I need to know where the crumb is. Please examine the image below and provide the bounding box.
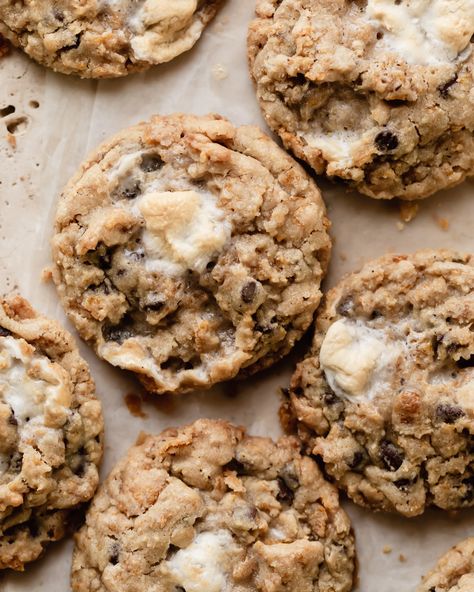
[211,63,228,80]
[41,267,53,282]
[339,252,348,262]
[433,214,449,231]
[399,554,407,563]
[382,545,392,554]
[0,34,10,58]
[124,393,148,419]
[399,201,419,223]
[6,133,16,149]
[396,221,405,231]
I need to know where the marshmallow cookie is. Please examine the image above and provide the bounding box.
[71,419,355,592]
[51,113,331,395]
[248,0,474,200]
[418,538,474,592]
[283,251,474,517]
[0,0,222,78]
[0,296,103,570]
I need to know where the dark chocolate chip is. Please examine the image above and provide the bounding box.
[26,519,40,538]
[0,326,12,337]
[8,412,17,426]
[109,542,120,565]
[336,297,354,316]
[323,388,340,406]
[438,74,458,98]
[277,477,295,504]
[436,403,465,424]
[101,316,135,344]
[394,478,411,491]
[375,130,399,151]
[456,355,474,369]
[380,440,404,471]
[140,153,164,173]
[383,99,408,108]
[224,458,246,475]
[120,181,141,200]
[241,281,257,304]
[349,451,365,470]
[205,261,216,271]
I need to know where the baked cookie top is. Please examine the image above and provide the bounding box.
[71,418,355,592]
[418,538,474,592]
[248,0,474,200]
[284,250,474,517]
[0,296,103,570]
[0,0,221,78]
[52,113,331,395]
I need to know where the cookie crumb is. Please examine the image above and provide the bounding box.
[382,545,392,554]
[433,214,449,231]
[41,267,53,282]
[399,201,419,223]
[124,393,148,419]
[212,63,228,80]
[399,553,407,562]
[396,221,405,231]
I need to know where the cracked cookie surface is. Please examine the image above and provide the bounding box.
[284,250,474,517]
[71,418,355,592]
[248,0,474,200]
[0,295,103,570]
[0,0,222,78]
[418,538,474,592]
[51,113,331,395]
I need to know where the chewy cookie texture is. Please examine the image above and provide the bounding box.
[71,419,355,592]
[0,0,222,78]
[52,113,331,395]
[0,296,103,570]
[248,0,474,200]
[418,538,474,592]
[284,251,474,517]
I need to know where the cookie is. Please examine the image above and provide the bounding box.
[71,418,355,592]
[284,250,474,517]
[0,295,103,570]
[248,0,474,200]
[418,538,474,592]
[0,0,222,78]
[51,113,331,395]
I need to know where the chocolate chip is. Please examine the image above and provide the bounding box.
[375,130,399,151]
[436,403,465,424]
[241,281,257,304]
[336,296,354,316]
[205,261,216,271]
[383,99,408,108]
[8,412,17,426]
[224,458,246,475]
[380,440,404,471]
[349,451,365,470]
[101,316,135,344]
[119,180,141,200]
[394,478,411,491]
[140,153,164,173]
[109,542,120,565]
[277,477,295,504]
[438,74,458,98]
[323,388,340,406]
[26,519,40,538]
[456,355,474,369]
[0,326,12,337]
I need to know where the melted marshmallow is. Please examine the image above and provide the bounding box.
[367,0,474,65]
[138,189,231,275]
[166,530,237,592]
[320,319,403,401]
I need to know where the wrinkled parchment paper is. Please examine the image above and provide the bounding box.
[1,2,474,590]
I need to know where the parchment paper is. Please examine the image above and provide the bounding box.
[1,2,474,590]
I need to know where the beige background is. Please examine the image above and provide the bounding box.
[1,1,474,590]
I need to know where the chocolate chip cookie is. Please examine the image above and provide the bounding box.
[0,0,222,78]
[71,418,355,592]
[248,0,474,200]
[51,113,331,395]
[0,295,103,570]
[418,538,474,592]
[283,250,474,517]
